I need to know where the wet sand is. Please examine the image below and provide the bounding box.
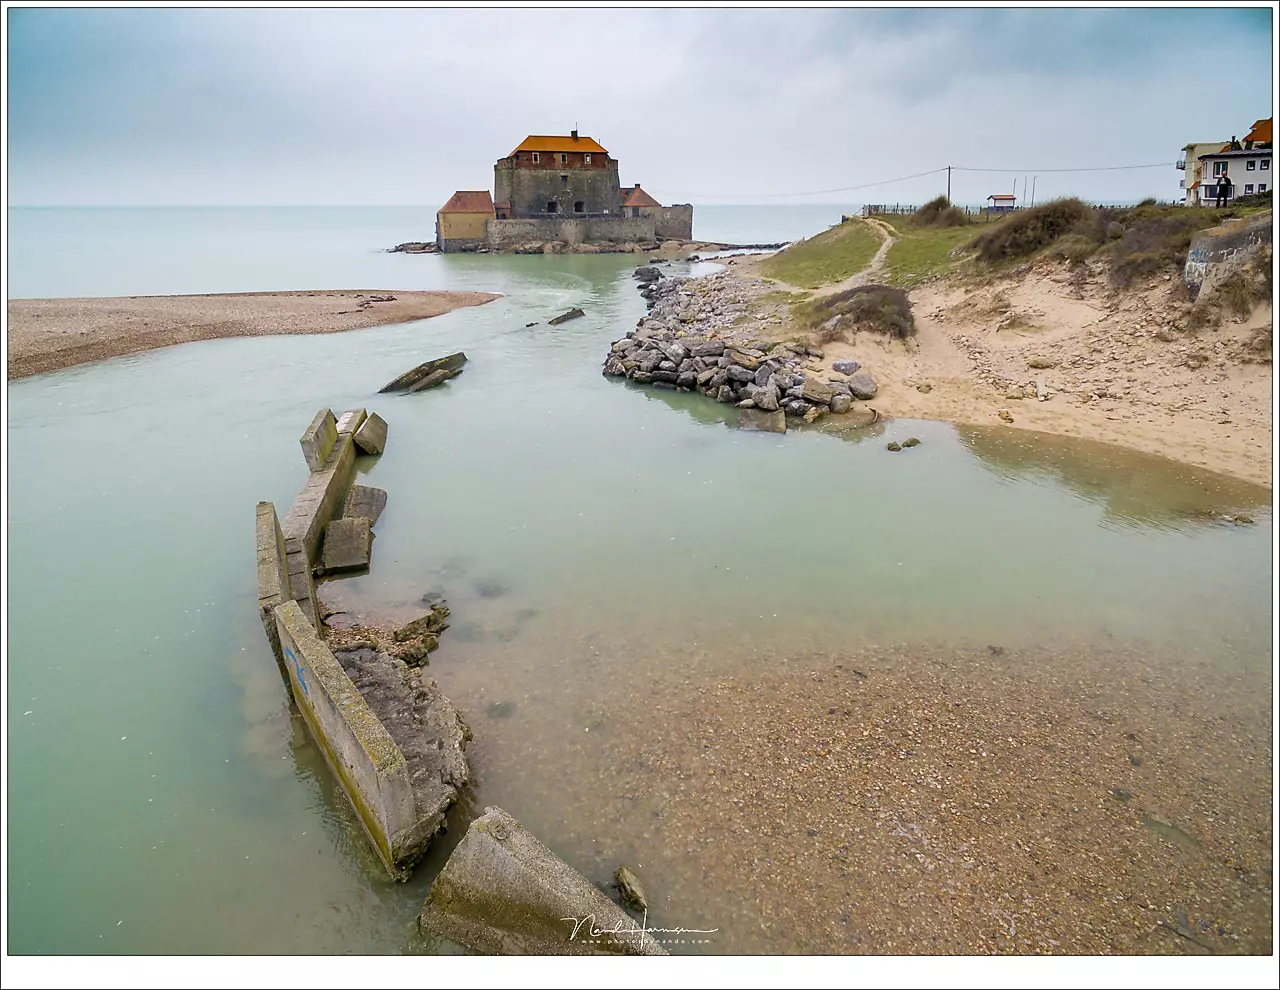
[5,289,500,380]
[447,633,1273,955]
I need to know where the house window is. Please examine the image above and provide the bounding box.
[632,207,641,218]
[1261,183,1268,192]
[1213,161,1230,176]
[584,154,592,164]
[1247,159,1257,170]
[574,201,584,214]
[546,201,558,214]
[559,153,568,164]
[560,174,568,187]
[1262,159,1271,170]
[1245,184,1254,194]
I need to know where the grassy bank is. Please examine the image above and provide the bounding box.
[881,217,980,286]
[759,218,881,288]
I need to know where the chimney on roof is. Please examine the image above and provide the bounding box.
[571,129,578,140]
[635,183,641,189]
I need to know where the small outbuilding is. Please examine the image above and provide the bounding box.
[436,190,496,253]
[986,193,1017,214]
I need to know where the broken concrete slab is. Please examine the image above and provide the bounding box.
[322,516,372,573]
[353,412,388,455]
[379,353,467,393]
[300,408,338,473]
[418,807,667,955]
[405,367,463,393]
[548,308,585,326]
[335,408,368,436]
[343,484,387,526]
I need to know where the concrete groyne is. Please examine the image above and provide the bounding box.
[256,407,470,880]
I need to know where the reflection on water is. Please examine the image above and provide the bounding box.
[5,215,1274,955]
[959,425,1272,532]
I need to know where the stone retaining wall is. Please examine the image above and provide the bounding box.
[486,215,656,246]
[1184,211,1273,301]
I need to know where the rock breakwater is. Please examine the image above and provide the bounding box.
[603,271,878,428]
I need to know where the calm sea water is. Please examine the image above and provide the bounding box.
[5,206,1273,954]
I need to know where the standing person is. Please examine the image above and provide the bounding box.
[1215,170,1232,208]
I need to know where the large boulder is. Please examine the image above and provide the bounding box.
[418,807,666,955]
[800,376,834,405]
[847,373,879,400]
[832,359,861,375]
[379,353,467,394]
[738,407,786,434]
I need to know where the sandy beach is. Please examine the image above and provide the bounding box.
[717,253,1274,488]
[5,289,500,380]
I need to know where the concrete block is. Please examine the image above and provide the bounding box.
[300,408,338,473]
[419,807,667,955]
[322,517,372,573]
[281,431,357,562]
[335,408,367,436]
[344,484,388,526]
[378,353,467,393]
[353,413,388,455]
[404,368,462,393]
[274,601,418,879]
[255,502,290,677]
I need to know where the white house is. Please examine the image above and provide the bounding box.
[1194,117,1272,205]
[986,193,1016,214]
[1178,141,1227,206]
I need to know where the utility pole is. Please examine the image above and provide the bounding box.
[947,165,952,204]
[1031,176,1037,207]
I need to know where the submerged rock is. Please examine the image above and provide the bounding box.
[738,407,786,434]
[614,866,649,913]
[418,807,666,955]
[887,441,902,452]
[902,437,922,448]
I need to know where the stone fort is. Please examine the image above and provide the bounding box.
[436,131,693,253]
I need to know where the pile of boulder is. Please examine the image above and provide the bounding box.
[603,271,879,430]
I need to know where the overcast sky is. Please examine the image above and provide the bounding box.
[6,6,1274,206]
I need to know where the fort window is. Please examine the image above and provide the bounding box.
[574,201,584,214]
[546,201,558,214]
[532,152,540,164]
[561,174,569,187]
[559,153,568,164]
[584,154,592,164]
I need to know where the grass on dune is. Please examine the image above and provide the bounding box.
[759,219,881,289]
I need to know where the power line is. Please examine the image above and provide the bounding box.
[653,160,1178,202]
[653,166,948,202]
[953,162,1175,173]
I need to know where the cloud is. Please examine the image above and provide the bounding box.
[5,7,1273,205]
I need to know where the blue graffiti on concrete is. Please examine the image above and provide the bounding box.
[284,645,309,695]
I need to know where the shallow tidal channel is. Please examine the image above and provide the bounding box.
[6,251,1273,954]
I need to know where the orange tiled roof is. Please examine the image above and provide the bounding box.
[1244,118,1272,145]
[439,190,494,214]
[510,134,608,156]
[622,184,662,208]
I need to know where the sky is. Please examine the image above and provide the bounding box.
[4,5,1275,207]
